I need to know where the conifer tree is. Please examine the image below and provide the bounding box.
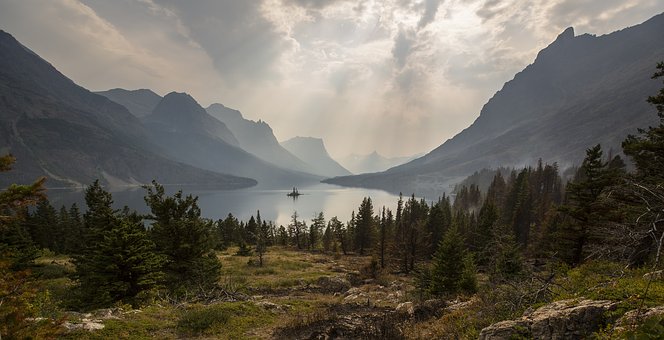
[354,197,374,255]
[429,226,466,296]
[144,181,221,292]
[0,155,59,338]
[310,212,325,250]
[73,182,165,307]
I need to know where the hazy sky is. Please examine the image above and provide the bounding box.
[1,1,662,158]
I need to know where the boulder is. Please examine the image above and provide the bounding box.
[316,275,351,293]
[614,305,664,332]
[479,299,617,340]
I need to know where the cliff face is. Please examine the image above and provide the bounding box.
[325,14,664,197]
[0,30,255,189]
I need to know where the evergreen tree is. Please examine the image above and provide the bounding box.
[329,217,347,255]
[558,145,624,265]
[354,197,374,255]
[310,212,325,251]
[73,182,165,308]
[144,181,221,292]
[255,219,270,266]
[429,226,466,296]
[289,211,304,249]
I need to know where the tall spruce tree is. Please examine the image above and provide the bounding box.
[354,197,374,255]
[144,181,221,292]
[73,181,165,308]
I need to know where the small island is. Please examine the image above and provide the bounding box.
[286,187,301,197]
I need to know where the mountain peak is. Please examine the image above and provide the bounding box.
[556,27,575,42]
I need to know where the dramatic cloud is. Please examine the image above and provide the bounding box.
[0,0,662,158]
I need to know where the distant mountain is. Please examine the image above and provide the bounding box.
[0,30,255,189]
[325,13,664,197]
[96,88,162,118]
[146,92,239,147]
[143,93,321,187]
[206,103,314,174]
[281,137,351,178]
[339,151,419,174]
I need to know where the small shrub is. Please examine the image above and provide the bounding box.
[177,305,230,336]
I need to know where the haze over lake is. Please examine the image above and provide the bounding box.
[47,184,415,227]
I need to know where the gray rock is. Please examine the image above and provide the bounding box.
[316,275,351,293]
[479,299,617,340]
[614,305,664,332]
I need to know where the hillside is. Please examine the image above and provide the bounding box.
[206,103,314,174]
[96,88,162,118]
[325,14,664,197]
[143,93,321,187]
[0,30,255,189]
[281,136,351,178]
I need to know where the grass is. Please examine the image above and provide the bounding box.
[218,246,338,290]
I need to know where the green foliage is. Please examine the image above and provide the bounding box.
[624,315,664,339]
[176,302,271,338]
[354,197,374,255]
[0,155,61,338]
[144,181,221,292]
[428,226,466,296]
[73,183,165,309]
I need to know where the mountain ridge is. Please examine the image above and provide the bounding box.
[324,13,664,197]
[0,30,256,189]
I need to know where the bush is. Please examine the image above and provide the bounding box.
[177,305,230,336]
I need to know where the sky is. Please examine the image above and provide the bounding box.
[0,1,662,158]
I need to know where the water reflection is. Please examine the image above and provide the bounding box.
[47,183,407,227]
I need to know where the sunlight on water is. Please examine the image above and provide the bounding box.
[47,183,415,227]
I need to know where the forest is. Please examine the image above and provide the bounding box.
[1,63,664,338]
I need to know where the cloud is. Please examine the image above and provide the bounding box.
[392,27,417,68]
[418,0,442,29]
[1,0,662,158]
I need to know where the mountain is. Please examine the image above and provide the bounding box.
[146,93,239,146]
[0,30,255,189]
[325,13,664,197]
[206,103,314,174]
[143,93,321,187]
[96,88,162,118]
[339,151,419,174]
[281,137,351,178]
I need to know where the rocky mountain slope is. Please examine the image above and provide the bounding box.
[96,88,162,118]
[143,93,321,187]
[281,137,351,178]
[206,103,314,174]
[0,30,255,189]
[325,13,664,197]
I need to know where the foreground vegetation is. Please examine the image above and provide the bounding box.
[1,63,664,338]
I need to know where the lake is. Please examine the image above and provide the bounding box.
[47,183,411,227]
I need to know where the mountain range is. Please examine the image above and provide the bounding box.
[325,13,664,197]
[281,137,351,178]
[0,30,255,189]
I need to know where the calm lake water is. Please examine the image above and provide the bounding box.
[47,183,409,227]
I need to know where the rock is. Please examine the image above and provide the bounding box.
[316,275,351,293]
[63,319,105,331]
[643,270,664,281]
[479,299,617,340]
[614,305,664,332]
[480,319,531,340]
[396,302,414,315]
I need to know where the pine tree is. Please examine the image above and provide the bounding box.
[310,212,325,251]
[73,182,165,308]
[144,181,221,292]
[429,226,466,296]
[354,197,374,255]
[0,155,60,338]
